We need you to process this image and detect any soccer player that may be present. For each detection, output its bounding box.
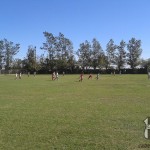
[19,72,21,79]
[113,70,116,76]
[148,72,150,80]
[34,71,36,77]
[56,72,59,80]
[52,71,56,80]
[88,73,92,79]
[15,73,18,80]
[96,73,100,80]
[28,72,30,77]
[79,73,83,82]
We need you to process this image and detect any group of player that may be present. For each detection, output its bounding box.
[15,69,150,81]
[79,73,100,82]
[27,72,36,77]
[78,70,147,81]
[52,71,59,80]
[15,71,36,79]
[51,71,100,82]
[15,73,22,79]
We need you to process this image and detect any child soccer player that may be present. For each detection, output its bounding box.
[88,73,92,79]
[56,72,59,80]
[34,72,36,77]
[96,73,99,80]
[15,73,18,80]
[19,72,21,79]
[52,71,56,80]
[148,72,150,80]
[79,73,83,82]
[28,72,30,77]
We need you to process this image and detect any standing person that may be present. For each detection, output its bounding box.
[19,72,21,79]
[96,73,100,80]
[63,71,65,76]
[34,71,36,77]
[52,71,56,80]
[114,70,115,76]
[88,73,92,79]
[79,73,83,82]
[15,73,18,80]
[148,72,150,80]
[56,72,59,80]
[28,72,30,77]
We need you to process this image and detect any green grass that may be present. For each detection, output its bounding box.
[0,74,150,150]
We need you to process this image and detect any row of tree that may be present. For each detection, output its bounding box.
[0,31,150,74]
[78,38,143,70]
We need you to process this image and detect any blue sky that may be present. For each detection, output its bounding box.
[0,0,150,59]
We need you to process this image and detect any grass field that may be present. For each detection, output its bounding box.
[0,74,150,150]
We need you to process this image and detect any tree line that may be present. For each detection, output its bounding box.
[0,31,150,74]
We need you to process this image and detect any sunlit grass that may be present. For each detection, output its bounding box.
[0,74,150,149]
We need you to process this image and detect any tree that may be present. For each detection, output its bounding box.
[141,58,150,71]
[127,38,142,70]
[41,32,56,60]
[3,39,20,70]
[0,40,4,70]
[77,40,91,70]
[23,45,36,72]
[38,56,56,73]
[91,38,104,70]
[116,40,126,71]
[67,55,76,72]
[106,39,117,68]
[12,58,23,69]
[41,32,74,71]
[98,53,108,70]
[55,32,74,70]
[56,32,67,60]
